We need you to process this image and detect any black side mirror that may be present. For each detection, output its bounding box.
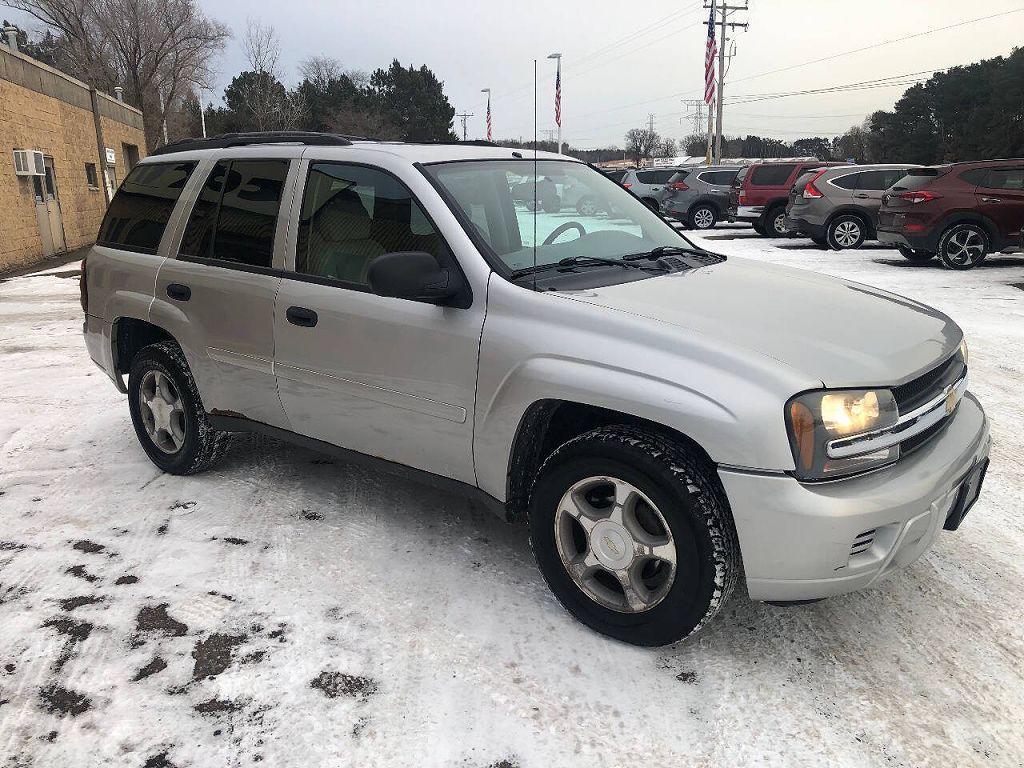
[367,251,464,304]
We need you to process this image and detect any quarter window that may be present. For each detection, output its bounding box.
[97,161,197,254]
[830,173,861,190]
[180,159,289,268]
[295,162,443,286]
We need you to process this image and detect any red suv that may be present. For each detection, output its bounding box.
[729,161,849,236]
[877,160,1024,270]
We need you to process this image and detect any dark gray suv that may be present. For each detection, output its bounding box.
[786,165,916,249]
[660,166,741,230]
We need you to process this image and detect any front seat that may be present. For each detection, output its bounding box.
[303,189,384,284]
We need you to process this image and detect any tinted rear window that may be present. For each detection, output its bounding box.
[891,167,947,191]
[97,162,197,254]
[750,164,796,186]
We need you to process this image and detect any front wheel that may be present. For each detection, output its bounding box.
[128,341,230,475]
[575,197,598,216]
[763,207,787,237]
[528,426,740,646]
[689,204,718,230]
[938,223,988,270]
[826,214,867,250]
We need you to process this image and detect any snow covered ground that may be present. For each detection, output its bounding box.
[1,232,1023,768]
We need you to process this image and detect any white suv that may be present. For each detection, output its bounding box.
[82,132,990,646]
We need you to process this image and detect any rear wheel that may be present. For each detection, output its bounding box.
[575,196,598,216]
[528,426,740,646]
[642,197,660,212]
[938,223,988,270]
[128,341,229,475]
[752,220,766,236]
[826,214,867,250]
[898,246,935,263]
[689,204,718,230]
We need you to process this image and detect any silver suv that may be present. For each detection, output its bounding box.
[660,165,741,230]
[622,167,690,210]
[786,164,916,249]
[82,132,991,646]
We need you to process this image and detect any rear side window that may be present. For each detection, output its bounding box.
[295,162,443,287]
[959,168,990,186]
[830,172,861,190]
[180,159,289,268]
[985,168,1024,190]
[635,171,658,184]
[98,162,197,254]
[699,170,737,185]
[750,164,796,186]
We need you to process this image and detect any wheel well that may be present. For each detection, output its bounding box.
[826,208,873,239]
[689,199,721,216]
[938,215,1000,251]
[114,318,174,375]
[505,400,716,522]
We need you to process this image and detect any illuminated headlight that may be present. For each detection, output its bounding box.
[786,389,900,480]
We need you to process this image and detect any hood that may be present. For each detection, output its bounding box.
[561,257,961,387]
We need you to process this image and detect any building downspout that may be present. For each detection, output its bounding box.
[89,87,111,205]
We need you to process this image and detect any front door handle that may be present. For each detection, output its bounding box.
[853,193,871,199]
[981,197,1002,203]
[166,283,191,301]
[286,306,318,328]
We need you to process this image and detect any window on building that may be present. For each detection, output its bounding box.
[85,163,99,188]
[180,159,289,269]
[97,161,197,254]
[295,162,443,286]
[123,143,140,171]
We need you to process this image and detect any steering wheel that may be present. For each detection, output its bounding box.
[543,221,587,245]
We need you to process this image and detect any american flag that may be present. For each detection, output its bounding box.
[554,67,561,128]
[486,93,492,141]
[705,1,717,106]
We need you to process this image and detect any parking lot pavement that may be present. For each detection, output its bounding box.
[1,237,1023,768]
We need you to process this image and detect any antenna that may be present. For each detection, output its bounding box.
[533,58,538,292]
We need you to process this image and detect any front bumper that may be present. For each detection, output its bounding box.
[719,392,990,602]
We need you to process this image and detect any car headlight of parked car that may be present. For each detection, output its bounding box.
[786,389,900,480]
[959,339,969,367]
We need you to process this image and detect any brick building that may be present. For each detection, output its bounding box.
[1,34,147,272]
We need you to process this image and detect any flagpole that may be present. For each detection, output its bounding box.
[548,52,562,154]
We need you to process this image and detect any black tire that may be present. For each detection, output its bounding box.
[826,214,867,250]
[937,223,989,270]
[766,206,789,237]
[128,341,230,475]
[542,195,561,214]
[688,204,718,230]
[528,426,740,647]
[898,246,935,263]
[642,197,660,212]
[752,220,766,236]
[810,235,828,247]
[575,196,598,216]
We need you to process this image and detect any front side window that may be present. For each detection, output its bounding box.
[98,161,196,254]
[425,159,696,278]
[750,164,796,186]
[986,168,1024,191]
[295,163,443,286]
[180,159,289,268]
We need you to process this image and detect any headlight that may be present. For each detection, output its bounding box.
[959,339,968,367]
[786,389,900,480]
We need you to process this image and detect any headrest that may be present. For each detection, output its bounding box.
[313,189,372,242]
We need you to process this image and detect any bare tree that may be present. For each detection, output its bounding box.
[624,127,660,165]
[231,19,304,131]
[6,0,228,149]
[656,137,678,158]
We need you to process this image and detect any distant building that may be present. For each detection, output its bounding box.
[1,31,146,272]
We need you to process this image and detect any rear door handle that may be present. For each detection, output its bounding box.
[166,283,191,301]
[853,193,871,199]
[286,306,318,328]
[981,197,1002,203]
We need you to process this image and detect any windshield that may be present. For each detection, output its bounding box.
[424,159,697,276]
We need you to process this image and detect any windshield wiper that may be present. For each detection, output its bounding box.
[623,245,712,261]
[510,255,666,279]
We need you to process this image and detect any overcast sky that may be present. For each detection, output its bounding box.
[8,0,1024,148]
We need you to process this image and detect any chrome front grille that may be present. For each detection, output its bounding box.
[893,352,966,412]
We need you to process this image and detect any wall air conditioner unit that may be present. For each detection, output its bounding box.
[13,149,45,176]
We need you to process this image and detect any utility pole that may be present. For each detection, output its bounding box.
[681,100,707,137]
[704,1,749,164]
[456,111,474,141]
[647,113,656,133]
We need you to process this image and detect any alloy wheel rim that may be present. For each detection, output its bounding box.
[693,208,714,229]
[554,476,677,613]
[946,229,985,265]
[834,220,861,248]
[580,201,596,216]
[138,369,186,454]
[773,213,787,235]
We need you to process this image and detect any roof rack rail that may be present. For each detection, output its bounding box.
[410,139,499,147]
[150,131,353,156]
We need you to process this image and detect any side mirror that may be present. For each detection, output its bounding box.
[367,251,464,304]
